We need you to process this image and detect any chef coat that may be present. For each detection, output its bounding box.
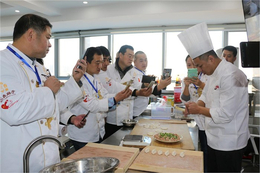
[0,44,84,172]
[181,74,208,130]
[105,63,139,126]
[95,70,126,94]
[62,72,115,142]
[199,59,250,151]
[132,67,152,117]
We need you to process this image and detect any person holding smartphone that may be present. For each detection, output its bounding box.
[133,51,171,117]
[61,47,132,150]
[181,55,208,172]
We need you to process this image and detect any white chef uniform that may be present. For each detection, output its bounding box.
[199,60,250,150]
[105,63,139,126]
[178,22,250,151]
[61,72,115,142]
[181,73,208,130]
[0,44,84,172]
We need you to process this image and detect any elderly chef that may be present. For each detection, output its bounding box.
[61,47,132,150]
[0,14,87,172]
[103,45,153,139]
[178,22,250,172]
[133,51,171,117]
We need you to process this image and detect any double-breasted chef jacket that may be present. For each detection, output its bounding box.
[61,72,115,143]
[0,44,84,172]
[199,59,250,151]
[105,63,140,126]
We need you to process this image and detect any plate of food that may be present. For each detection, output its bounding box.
[153,132,183,143]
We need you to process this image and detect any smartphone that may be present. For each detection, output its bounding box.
[188,68,198,78]
[125,79,133,90]
[162,69,172,79]
[240,41,259,68]
[142,75,155,83]
[147,81,155,90]
[81,110,90,122]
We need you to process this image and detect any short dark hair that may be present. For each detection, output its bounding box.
[118,45,134,55]
[134,51,145,60]
[13,14,52,41]
[222,46,237,57]
[97,46,110,57]
[83,47,102,63]
[198,50,218,61]
[185,55,191,62]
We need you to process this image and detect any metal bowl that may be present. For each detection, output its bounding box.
[39,157,119,173]
[121,119,138,127]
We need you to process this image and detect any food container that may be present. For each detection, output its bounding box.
[121,119,138,127]
[39,157,119,173]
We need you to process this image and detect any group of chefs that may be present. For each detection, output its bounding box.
[0,13,250,173]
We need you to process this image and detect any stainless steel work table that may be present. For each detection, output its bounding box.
[102,114,199,151]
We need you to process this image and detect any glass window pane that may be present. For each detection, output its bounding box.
[84,36,108,52]
[58,38,79,76]
[209,31,223,51]
[43,39,55,76]
[113,33,163,78]
[228,31,253,79]
[0,41,12,51]
[165,32,187,81]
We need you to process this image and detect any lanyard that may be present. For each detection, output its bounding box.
[134,67,145,75]
[84,74,98,98]
[193,72,202,93]
[7,46,42,86]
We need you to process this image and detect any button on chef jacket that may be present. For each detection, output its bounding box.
[0,44,84,172]
[199,59,250,151]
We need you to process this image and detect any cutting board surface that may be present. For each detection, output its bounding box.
[131,119,195,150]
[66,143,139,173]
[130,146,203,172]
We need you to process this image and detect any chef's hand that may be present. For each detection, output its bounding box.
[72,59,87,83]
[114,88,132,102]
[183,77,191,86]
[157,75,171,91]
[71,114,86,128]
[190,77,204,88]
[44,76,64,94]
[136,88,152,97]
[185,102,200,114]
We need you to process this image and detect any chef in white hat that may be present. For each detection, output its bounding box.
[178,22,250,172]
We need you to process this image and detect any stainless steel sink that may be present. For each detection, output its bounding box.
[39,157,119,173]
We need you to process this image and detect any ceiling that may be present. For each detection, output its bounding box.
[0,0,246,38]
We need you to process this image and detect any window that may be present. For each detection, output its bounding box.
[44,39,55,75]
[228,31,253,79]
[0,41,12,51]
[209,31,223,51]
[113,33,163,78]
[84,36,108,52]
[58,38,79,76]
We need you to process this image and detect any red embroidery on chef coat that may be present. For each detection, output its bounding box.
[138,78,140,82]
[83,95,90,102]
[214,85,220,90]
[1,99,19,109]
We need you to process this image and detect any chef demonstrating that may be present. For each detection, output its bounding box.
[61,47,131,150]
[178,22,250,172]
[133,51,171,117]
[104,45,153,139]
[0,14,87,172]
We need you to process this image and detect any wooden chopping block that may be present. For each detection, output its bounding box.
[65,143,140,173]
[129,146,203,172]
[130,119,195,150]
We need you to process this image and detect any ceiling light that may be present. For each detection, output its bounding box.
[83,1,88,4]
[15,10,20,13]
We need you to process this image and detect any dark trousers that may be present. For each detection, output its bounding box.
[207,145,246,172]
[199,130,208,173]
[71,137,103,151]
[103,123,122,140]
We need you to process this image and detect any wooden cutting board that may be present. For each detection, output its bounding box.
[65,143,139,173]
[130,119,195,150]
[129,146,203,172]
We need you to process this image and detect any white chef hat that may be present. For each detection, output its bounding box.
[178,22,214,59]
